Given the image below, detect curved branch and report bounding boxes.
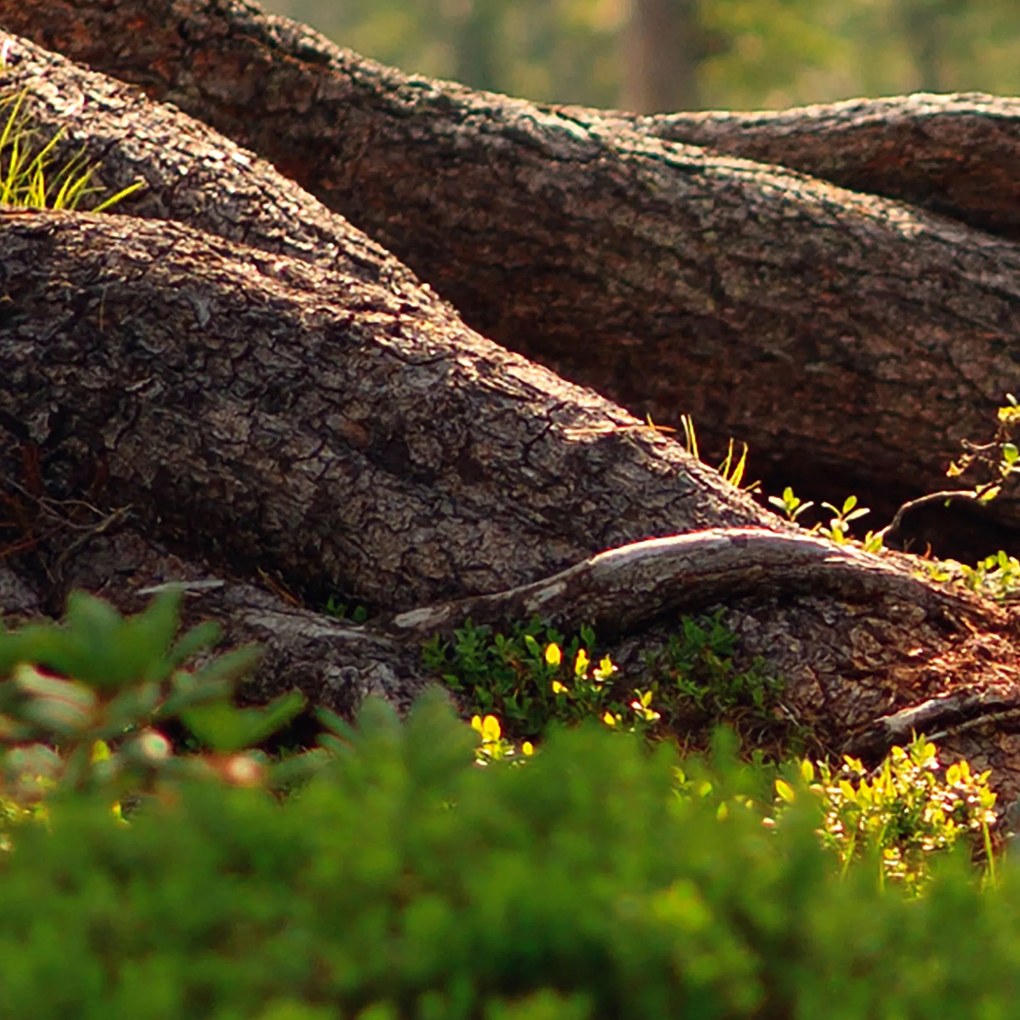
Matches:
[387,527,995,639]
[848,684,1020,758]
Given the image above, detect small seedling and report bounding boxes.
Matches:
[817,494,870,544]
[322,596,370,624]
[680,413,759,491]
[768,485,815,523]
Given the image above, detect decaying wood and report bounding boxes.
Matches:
[4,1,1020,543]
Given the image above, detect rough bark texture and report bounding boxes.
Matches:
[6,526,433,718]
[3,10,1020,806]
[0,35,433,309]
[624,94,1020,243]
[0,209,766,611]
[3,0,1019,551]
[9,204,1015,776]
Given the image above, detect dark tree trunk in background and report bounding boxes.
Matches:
[895,0,961,92]
[453,0,505,94]
[623,0,701,113]
[2,6,1020,805]
[4,0,1018,552]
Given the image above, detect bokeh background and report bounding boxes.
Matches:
[261,0,1020,112]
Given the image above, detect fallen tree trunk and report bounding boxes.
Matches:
[4,1,1019,549]
[2,17,1020,807]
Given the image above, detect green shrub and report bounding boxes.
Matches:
[4,692,1020,1018]
[2,593,1017,1017]
[774,735,998,893]
[422,618,643,738]
[641,610,784,734]
[423,613,784,745]
[0,590,307,833]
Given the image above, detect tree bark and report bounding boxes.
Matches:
[3,14,1020,804]
[625,93,1020,244]
[3,0,1019,552]
[1,208,769,609]
[8,203,1010,750]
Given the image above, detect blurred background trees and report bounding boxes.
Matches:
[263,0,1020,111]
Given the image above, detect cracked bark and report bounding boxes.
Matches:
[619,93,1020,244]
[0,210,767,611]
[4,0,1019,550]
[2,16,1020,804]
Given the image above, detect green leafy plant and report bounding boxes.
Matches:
[425,611,788,751]
[915,549,1020,602]
[0,87,143,211]
[644,610,786,738]
[767,484,815,524]
[773,734,998,893]
[945,392,1020,503]
[959,550,1020,600]
[422,618,657,739]
[322,595,370,624]
[2,694,1019,1018]
[0,591,306,839]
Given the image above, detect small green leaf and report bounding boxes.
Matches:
[181,691,305,753]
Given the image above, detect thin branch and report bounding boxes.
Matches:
[878,488,994,545]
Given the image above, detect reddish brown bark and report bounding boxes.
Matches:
[623,93,1020,243]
